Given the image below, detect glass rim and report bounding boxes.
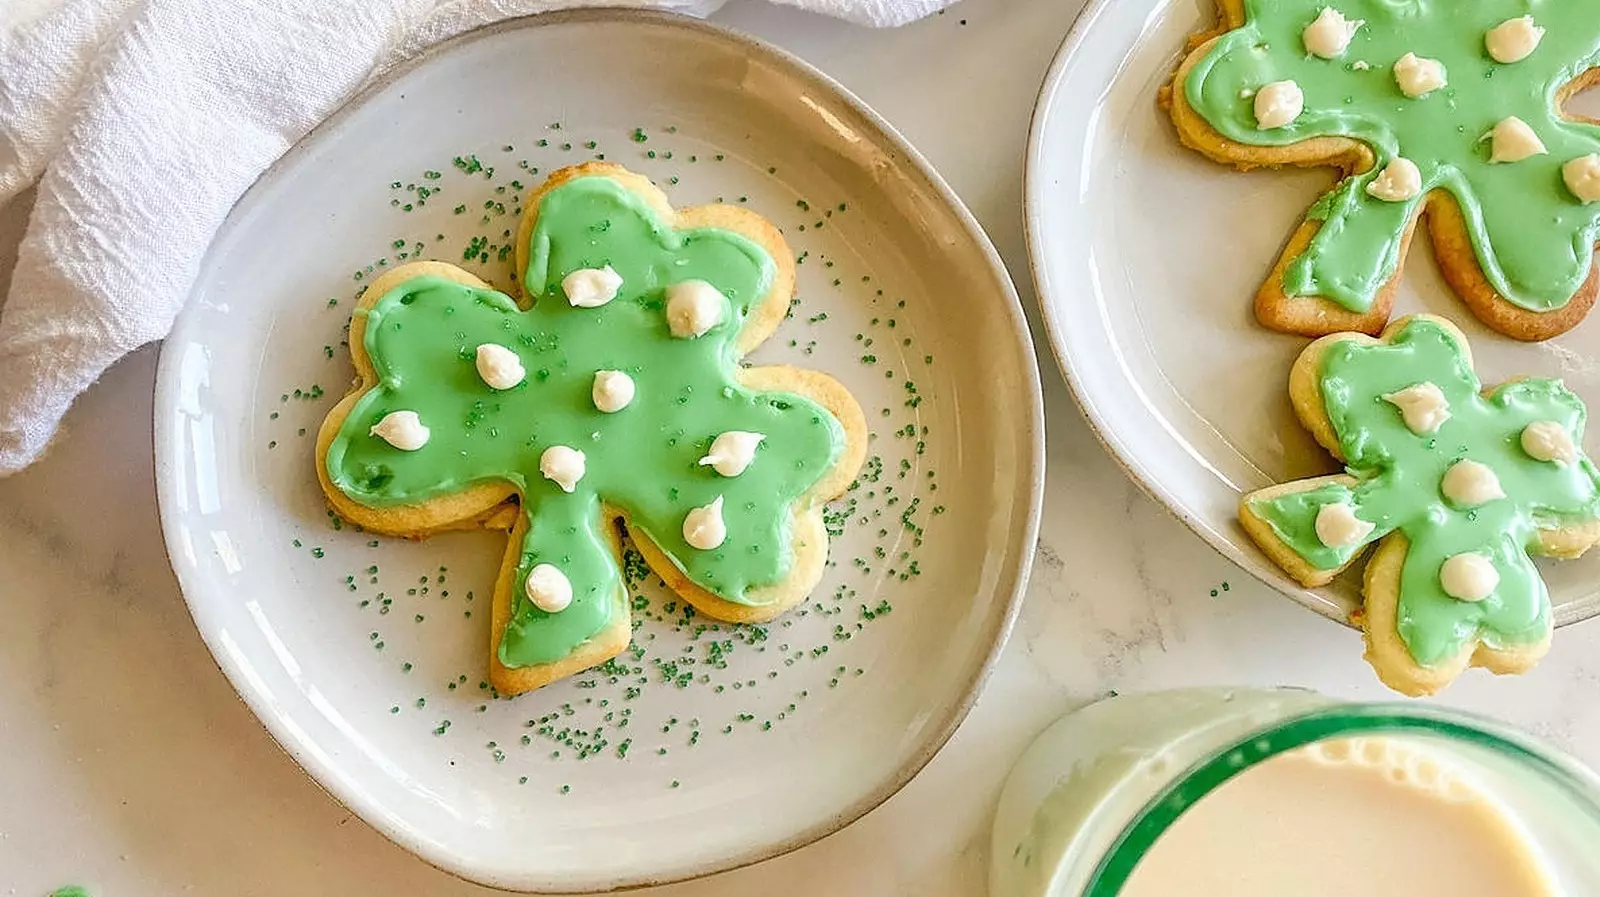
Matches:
[1083,701,1600,897]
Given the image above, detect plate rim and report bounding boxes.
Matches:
[1023,0,1600,633]
[1022,0,1355,627]
[153,8,1046,892]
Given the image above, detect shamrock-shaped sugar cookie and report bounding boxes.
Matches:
[1239,315,1600,695]
[317,163,867,694]
[1167,0,1600,340]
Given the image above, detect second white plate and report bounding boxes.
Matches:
[1028,0,1600,626]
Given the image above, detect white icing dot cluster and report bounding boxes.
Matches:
[1363,378,1534,604]
[369,266,780,614]
[1308,391,1575,603]
[1285,25,1566,187]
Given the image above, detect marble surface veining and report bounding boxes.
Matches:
[4,1,1600,895]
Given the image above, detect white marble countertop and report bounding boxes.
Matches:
[3,1,1599,894]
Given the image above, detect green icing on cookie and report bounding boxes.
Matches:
[1252,482,1367,571]
[1248,318,1600,666]
[326,176,844,668]
[1184,0,1600,312]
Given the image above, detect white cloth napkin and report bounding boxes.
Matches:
[0,0,951,475]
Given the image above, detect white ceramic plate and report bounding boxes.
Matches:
[1028,0,1600,627]
[155,12,1043,893]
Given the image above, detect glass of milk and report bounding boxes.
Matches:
[991,688,1600,897]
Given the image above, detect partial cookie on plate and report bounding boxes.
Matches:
[1239,315,1600,695]
[1162,0,1600,341]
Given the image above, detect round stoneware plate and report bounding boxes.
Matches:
[155,11,1042,893]
[1028,0,1600,627]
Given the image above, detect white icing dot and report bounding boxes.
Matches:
[683,496,727,550]
[1382,382,1451,434]
[1563,154,1600,203]
[370,410,430,451]
[1351,59,1371,71]
[1393,52,1447,98]
[1440,553,1499,602]
[1314,501,1374,548]
[1365,157,1422,202]
[1487,116,1547,164]
[1303,7,1362,59]
[524,564,572,613]
[562,265,624,308]
[1441,459,1506,508]
[1253,80,1305,129]
[1486,16,1544,64]
[474,343,525,390]
[699,431,765,478]
[592,370,636,413]
[665,280,727,338]
[1522,420,1579,465]
[539,445,586,493]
